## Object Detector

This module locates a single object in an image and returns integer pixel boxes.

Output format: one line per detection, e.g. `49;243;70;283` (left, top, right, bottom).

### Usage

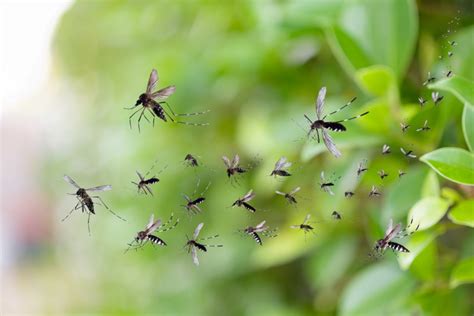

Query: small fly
369;185;381;198
400;122;410;133
184;154;200;167
241;220;277;246
382;144;391;155
63;175;125;235
275;186;301;205
398;170;406;178
344;191;355;198
270;156;292;177
331;211;342;220
131;161;167;196
357;159;368;177
181;180;211;215
290;214;316;240
185;223;223;266
401;147;417;159
304;87;369;158
378;170;388;180
319;171;339;196
232;189;257;213
416;120;430;132
432;92;444;105
418;97;427;107
423;72;436;86
372;218;419;258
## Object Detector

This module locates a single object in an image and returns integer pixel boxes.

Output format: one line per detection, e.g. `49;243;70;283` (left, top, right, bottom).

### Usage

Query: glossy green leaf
450;257;474;288
420;148;474;185
428;76;474;107
408;197;450;231
462;104;474;152
355;65;396;97
448;200;474;228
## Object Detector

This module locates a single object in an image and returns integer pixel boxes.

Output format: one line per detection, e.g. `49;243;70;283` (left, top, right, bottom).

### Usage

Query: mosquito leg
128;107;142;129
316;129;320;143
162;103;209;126
62;201;81;221
322;97;357;120
92;196;126;221
162;101;210;117
335;111;369;123
137;108;146;133
146;108;156;127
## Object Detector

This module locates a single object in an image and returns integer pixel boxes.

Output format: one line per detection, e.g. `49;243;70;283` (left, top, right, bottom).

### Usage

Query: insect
319;171;339;196
372;218;419;257
432;92;444;105
331;211;342;220
344;191;355;198
126;69;209;131
270;156;292;177
63;175;125;235
184;154;199;167
378;170;388;180
401;147;417;159
416;120;431;132
290;214;316;240
185;223;223;266
131;161;167;196
222;154;246;185
369;185;381;198
382;144;391;155
400;122;410;133
181;180;211;215
446;70;453;77
418;97;427;107
232;189;257;213
423;72;436;86
303;87;369;158
125;213;179;252
357;160;368;177
275;186;301;205
398;170;406;178
241;220;277;246
448;40;457;46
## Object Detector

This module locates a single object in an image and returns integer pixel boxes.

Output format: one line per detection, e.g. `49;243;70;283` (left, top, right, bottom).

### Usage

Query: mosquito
398;170;406;178
275;186;301;205
344;191;355;198
222;154;246;184
270;156;292;177
63;175;125;235
304;87;369;158
369;185;381;198
423;72;436;86
401;147;417;159
378;170;388;180
184;154;199;167
319;171;339;196
448;40;457;46
126;69;209;131
291;214;316;240
181;180;211;215
418;97;427;107
131;161;167;196
232;189;257;213
372;218;419;257
416;120;431;132
332;211;342;220
357;160;368;177
382;144;391;155
432;92;443;105
446;70;453;77
185;223;223;266
241;220;277;246
400;122;410;133
125;213;179;252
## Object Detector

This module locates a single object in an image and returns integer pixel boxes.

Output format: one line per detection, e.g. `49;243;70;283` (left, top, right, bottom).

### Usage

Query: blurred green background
2;0;474;315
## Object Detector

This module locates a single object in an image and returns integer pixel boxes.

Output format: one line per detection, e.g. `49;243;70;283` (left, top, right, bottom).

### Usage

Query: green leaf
408;197;450;231
420;148;474;185
326;0;418;80
355;65;396;97
448;200;474;228
340;262;415;316
450;257;474;288
421;170;440;198
462;104;474;152
428;76;474;106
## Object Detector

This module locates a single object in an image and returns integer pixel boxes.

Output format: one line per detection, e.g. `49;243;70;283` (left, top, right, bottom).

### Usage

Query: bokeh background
1;0;473;315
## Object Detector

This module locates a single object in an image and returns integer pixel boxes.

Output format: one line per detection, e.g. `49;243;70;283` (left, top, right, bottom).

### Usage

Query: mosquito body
222;154;246;184
357;160;368;177
332;211;342;220
63;175;125;235
182;180;211;215
275;186;300;205
423;72;436;86
131;162;167;196
185;223;222;266
344;191;355;198
232;190;256;213
270;156;292;177
382;144;391;155
369;185;381;198
126;213;179;252
446;70;453;77
401;147;417;159
416;120;431;132
378;170;388;180
304;87;368;158
241;220;277;246
184;154;199;167
418;97;427;107
432;92;444;105
400;123;410;133
319;171;339;196
126;69;209;131
398;170;406;178
372;218;419;257
291;214;316;240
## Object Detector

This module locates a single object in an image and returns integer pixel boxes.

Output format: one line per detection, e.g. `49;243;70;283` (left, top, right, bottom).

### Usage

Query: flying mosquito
382;144;391;155
232;189;257;213
63;175;125;235
344;191;355;198
125;213;179;252
432;92;444;105
398;170;406;178
372;218;419;257
275;186;301;205
446;70;453;77
418;97;427;107
185;223;223;266
332;211;342;220
448;40;457;46
222;154;246;184
303;87;369;158
241;220;277;246
401;147;417;159
319;171;339;196
126;69;209;131
181;180;211;215
400;122;410;133
131;161;167;196
378;170;388;180
184;154;200;167
423;72;436;86
270;156;292;177
357;160;368;177
416;120;431;132
291;214;316;240
369;185;381;198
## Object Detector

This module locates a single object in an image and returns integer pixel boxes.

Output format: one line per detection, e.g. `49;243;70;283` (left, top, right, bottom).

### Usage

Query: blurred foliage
25;0;474;315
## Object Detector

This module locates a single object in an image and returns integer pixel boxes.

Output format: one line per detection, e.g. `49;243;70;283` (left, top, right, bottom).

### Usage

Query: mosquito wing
385;218;393;236
222;156;231;168
151;85;176;99
231;154;240;168
275;190;286;196
86;185;112;192
255;220;267;230
316;86;326;119
194;222;204;239
289;186;301;195
322;129;341;158
191;246;199;266
303;213;311;225
320;171;326;181
145;215;161;235
384;223;401;242
274;157;287;170
146;69;158;94
242;190;255;202
64;175;81;189
146;214;155;229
